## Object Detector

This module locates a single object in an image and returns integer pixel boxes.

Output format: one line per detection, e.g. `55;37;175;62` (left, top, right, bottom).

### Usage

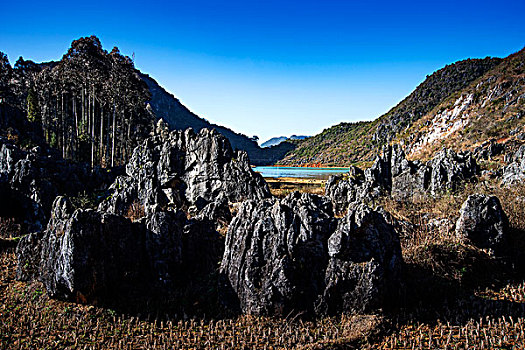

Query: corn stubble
1;181;525;349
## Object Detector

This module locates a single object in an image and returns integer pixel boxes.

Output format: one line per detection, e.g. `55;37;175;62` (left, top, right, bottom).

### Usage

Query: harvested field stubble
0;250;381;349
1;181;525;348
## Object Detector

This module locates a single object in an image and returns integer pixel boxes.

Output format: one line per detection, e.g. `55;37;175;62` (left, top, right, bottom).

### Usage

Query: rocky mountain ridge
402;48;525;160
279;50;525;166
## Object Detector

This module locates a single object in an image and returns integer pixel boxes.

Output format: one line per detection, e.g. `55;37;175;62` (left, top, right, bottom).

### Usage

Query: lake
253;166;349;180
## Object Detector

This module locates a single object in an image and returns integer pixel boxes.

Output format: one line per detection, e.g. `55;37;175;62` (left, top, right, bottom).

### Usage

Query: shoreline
252;165;349;170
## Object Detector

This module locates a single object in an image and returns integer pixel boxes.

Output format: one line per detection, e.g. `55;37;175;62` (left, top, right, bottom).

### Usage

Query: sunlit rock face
326;144;479;214
220;192;403;317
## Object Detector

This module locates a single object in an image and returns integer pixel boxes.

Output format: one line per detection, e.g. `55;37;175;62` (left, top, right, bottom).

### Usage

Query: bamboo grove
0;36;154;167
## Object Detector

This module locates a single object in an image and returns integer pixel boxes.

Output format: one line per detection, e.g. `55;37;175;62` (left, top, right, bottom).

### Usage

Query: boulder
316;204;403;315
17;196;186;301
220;192;403;316
502;145;525;185
220;192;335;315
455;194;509;252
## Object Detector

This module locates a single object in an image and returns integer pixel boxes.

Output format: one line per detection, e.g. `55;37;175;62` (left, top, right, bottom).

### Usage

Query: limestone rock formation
99;127;271;218
325;166;366;214
425;148;478;196
455;194;509;252
38;197;151;300
220;192;336;316
0;137;116;232
16;128;269;303
326;144;479;213
317;204;403;315
502;145;525;185
473;139;504;160
220;192;402;316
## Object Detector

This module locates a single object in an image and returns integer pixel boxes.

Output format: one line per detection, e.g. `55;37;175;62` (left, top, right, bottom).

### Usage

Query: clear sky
1;0;524;143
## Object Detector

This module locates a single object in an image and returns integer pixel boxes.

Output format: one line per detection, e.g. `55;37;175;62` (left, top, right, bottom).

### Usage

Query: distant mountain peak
261;135;309;148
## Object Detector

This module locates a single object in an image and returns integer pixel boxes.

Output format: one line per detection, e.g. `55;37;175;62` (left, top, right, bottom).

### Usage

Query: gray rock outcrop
317;204;402;315
326;144;479;213
220;192;402;316
0;138;117;232
455;194;509;252
99;127;270;217
502;145;525;185
16;128;270;303
473;139;504;160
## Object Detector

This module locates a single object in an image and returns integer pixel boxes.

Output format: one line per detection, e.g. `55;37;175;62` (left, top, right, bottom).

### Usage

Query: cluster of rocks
13;127;406;317
472;139;504;160
0;137;116;232
326;145;479;214
17;128;271;303
10;125;516;318
98;126;270;217
220;192;402;316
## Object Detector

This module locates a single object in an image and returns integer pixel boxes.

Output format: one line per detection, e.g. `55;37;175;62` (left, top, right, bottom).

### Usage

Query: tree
5;36;154;167
26;88;40;123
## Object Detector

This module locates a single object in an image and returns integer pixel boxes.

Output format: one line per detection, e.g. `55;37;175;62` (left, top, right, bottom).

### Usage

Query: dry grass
371;310;525;349
2;180;525;348
270;186;325;198
368;180;525;349
0;218;21;240
125;200;146;222
0;249;382;349
0;218;21;251
265;177;326;198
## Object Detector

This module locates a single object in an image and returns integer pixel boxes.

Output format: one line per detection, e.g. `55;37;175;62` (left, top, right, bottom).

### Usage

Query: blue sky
1;0;524;143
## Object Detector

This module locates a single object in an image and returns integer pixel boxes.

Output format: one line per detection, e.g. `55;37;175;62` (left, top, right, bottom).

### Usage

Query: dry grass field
1;180;525;349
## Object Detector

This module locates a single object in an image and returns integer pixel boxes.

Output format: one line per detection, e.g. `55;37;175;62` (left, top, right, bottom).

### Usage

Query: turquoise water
253;166;349;180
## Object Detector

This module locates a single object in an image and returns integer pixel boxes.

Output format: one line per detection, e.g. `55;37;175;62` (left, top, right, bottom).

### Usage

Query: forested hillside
1;36;153;167
0;36;293;167
278;56;505;166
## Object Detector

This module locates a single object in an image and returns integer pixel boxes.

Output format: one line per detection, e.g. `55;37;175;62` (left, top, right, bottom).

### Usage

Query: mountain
401;47;525;160
278;55;506;166
3;36;522;168
140;73;294;165
260;135;309;148
261;136;287;148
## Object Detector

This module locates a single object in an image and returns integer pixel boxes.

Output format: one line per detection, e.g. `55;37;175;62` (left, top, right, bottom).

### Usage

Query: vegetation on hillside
402;47;525;160
279;56;504;166
0;36;153;167
278;120;378;166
